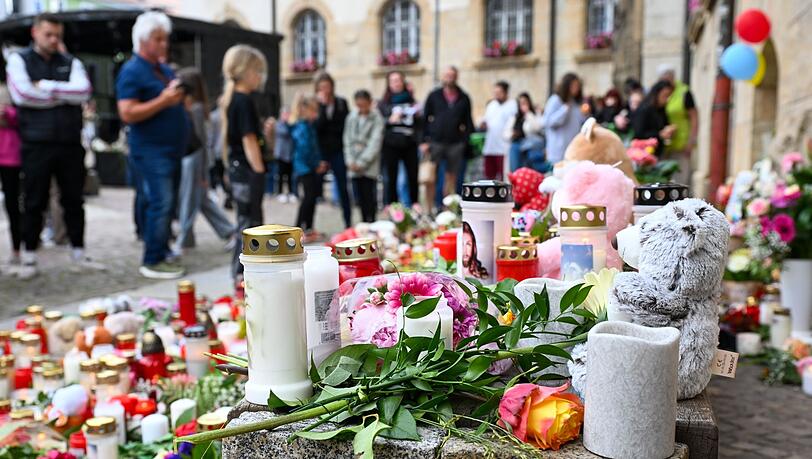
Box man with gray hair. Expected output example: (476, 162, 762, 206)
(657, 63, 698, 186)
(116, 11, 188, 279)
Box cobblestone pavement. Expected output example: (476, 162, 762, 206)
(708, 362, 812, 458)
(0, 186, 347, 318)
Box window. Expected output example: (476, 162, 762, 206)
(484, 0, 533, 57)
(293, 10, 326, 72)
(586, 0, 615, 49)
(381, 0, 420, 65)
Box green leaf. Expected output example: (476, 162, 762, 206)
(466, 277, 484, 289)
(437, 400, 454, 422)
(453, 278, 473, 298)
(268, 389, 298, 409)
(559, 283, 584, 312)
(318, 344, 374, 378)
(294, 424, 363, 441)
(380, 407, 421, 441)
(572, 308, 597, 320)
(175, 406, 196, 427)
(353, 418, 390, 459)
(499, 291, 525, 314)
(533, 344, 573, 361)
(511, 227, 520, 237)
(405, 296, 441, 319)
(476, 325, 512, 347)
(431, 340, 446, 361)
(505, 314, 524, 349)
(410, 379, 433, 391)
(471, 394, 501, 418)
(534, 288, 549, 322)
(495, 278, 518, 293)
(377, 395, 403, 424)
(573, 284, 593, 308)
(401, 292, 416, 309)
(556, 316, 581, 326)
(476, 289, 489, 313)
(313, 385, 360, 404)
(455, 335, 477, 350)
(309, 353, 321, 384)
(322, 366, 353, 387)
(192, 440, 216, 459)
(464, 355, 494, 381)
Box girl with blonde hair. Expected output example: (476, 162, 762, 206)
(219, 44, 268, 281)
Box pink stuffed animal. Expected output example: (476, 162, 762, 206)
(537, 161, 634, 278)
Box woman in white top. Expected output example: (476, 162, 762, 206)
(503, 92, 547, 173)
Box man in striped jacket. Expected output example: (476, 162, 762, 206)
(5, 13, 98, 276)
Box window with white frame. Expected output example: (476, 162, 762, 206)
(293, 10, 326, 70)
(586, 0, 615, 49)
(382, 0, 420, 62)
(484, 0, 533, 55)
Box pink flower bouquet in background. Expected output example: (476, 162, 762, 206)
(341, 272, 477, 348)
(626, 138, 680, 183)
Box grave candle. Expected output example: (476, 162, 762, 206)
(303, 246, 340, 366)
(559, 205, 608, 281)
(395, 296, 454, 348)
(141, 413, 170, 444)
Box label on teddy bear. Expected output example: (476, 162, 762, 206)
(711, 349, 739, 378)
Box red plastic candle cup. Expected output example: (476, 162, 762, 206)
(335, 238, 383, 285)
(495, 245, 539, 283)
(177, 280, 196, 326)
(434, 230, 459, 262)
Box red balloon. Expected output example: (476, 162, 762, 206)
(735, 8, 771, 43)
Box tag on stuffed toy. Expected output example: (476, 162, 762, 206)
(711, 349, 739, 378)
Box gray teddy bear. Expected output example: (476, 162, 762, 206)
(569, 198, 729, 400)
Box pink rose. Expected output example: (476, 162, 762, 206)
(391, 209, 405, 223)
(745, 198, 769, 217)
(781, 152, 805, 174)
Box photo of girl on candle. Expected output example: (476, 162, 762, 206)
(461, 222, 488, 279)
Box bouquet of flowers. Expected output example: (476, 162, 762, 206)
(377, 50, 418, 66)
(483, 40, 527, 58)
(724, 248, 772, 284)
(626, 138, 680, 184)
(383, 202, 417, 235)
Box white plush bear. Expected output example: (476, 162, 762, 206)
(569, 198, 729, 400)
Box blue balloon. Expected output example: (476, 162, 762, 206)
(720, 43, 759, 80)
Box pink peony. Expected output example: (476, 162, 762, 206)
(729, 221, 746, 237)
(627, 147, 657, 167)
(350, 303, 396, 344)
(384, 273, 442, 310)
(745, 198, 769, 217)
(391, 209, 405, 223)
(781, 152, 805, 174)
(771, 183, 801, 208)
(772, 213, 796, 243)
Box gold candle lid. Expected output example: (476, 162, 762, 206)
(80, 310, 98, 320)
(31, 355, 54, 369)
(197, 412, 227, 431)
(0, 367, 8, 376)
(84, 416, 117, 435)
(242, 225, 304, 258)
(120, 350, 137, 364)
(20, 333, 41, 345)
(101, 355, 129, 372)
(80, 359, 101, 373)
(0, 354, 14, 367)
(95, 369, 120, 385)
(24, 316, 42, 327)
(497, 245, 538, 261)
(116, 333, 136, 345)
(0, 330, 10, 339)
(0, 399, 10, 410)
(10, 408, 35, 420)
(178, 280, 195, 293)
(44, 310, 63, 321)
(26, 305, 44, 316)
(334, 238, 381, 262)
(511, 233, 541, 246)
(43, 367, 64, 380)
(559, 205, 607, 228)
(10, 330, 26, 342)
(774, 308, 790, 316)
(765, 284, 779, 295)
(167, 362, 187, 376)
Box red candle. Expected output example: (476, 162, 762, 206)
(434, 230, 459, 262)
(496, 245, 539, 283)
(178, 280, 196, 327)
(24, 317, 48, 354)
(335, 238, 384, 285)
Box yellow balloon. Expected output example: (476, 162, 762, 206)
(750, 53, 766, 86)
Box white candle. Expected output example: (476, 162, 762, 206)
(94, 401, 126, 445)
(170, 398, 197, 429)
(303, 246, 340, 366)
(216, 322, 240, 351)
(91, 344, 116, 359)
(396, 296, 454, 348)
(0, 369, 9, 399)
(183, 326, 210, 379)
(63, 350, 88, 384)
(803, 368, 812, 396)
(736, 332, 762, 356)
(141, 413, 170, 444)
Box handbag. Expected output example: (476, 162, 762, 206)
(418, 158, 436, 184)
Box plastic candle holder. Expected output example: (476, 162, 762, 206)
(335, 238, 383, 285)
(559, 205, 608, 281)
(458, 180, 514, 285)
(633, 183, 689, 224)
(183, 325, 210, 378)
(303, 246, 340, 366)
(496, 245, 539, 282)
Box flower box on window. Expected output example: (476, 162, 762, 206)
(377, 50, 419, 67)
(482, 40, 528, 59)
(585, 32, 613, 50)
(291, 57, 321, 74)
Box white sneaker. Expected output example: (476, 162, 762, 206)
(21, 250, 37, 266)
(277, 194, 289, 203)
(287, 194, 298, 203)
(70, 256, 107, 272)
(11, 264, 38, 280)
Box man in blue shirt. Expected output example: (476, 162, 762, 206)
(116, 11, 187, 279)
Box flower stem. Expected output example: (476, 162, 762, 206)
(491, 332, 588, 361)
(175, 399, 350, 445)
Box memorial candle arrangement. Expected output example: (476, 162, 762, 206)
(335, 238, 384, 285)
(458, 180, 514, 285)
(241, 225, 313, 405)
(632, 182, 689, 223)
(559, 205, 608, 281)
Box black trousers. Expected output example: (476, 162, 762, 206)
(276, 160, 295, 196)
(296, 173, 320, 231)
(0, 165, 22, 251)
(21, 142, 85, 250)
(230, 164, 265, 279)
(382, 137, 418, 205)
(352, 176, 377, 223)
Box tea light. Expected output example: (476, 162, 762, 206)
(101, 356, 130, 394)
(0, 367, 9, 399)
(42, 367, 64, 393)
(91, 344, 116, 359)
(26, 304, 44, 317)
(736, 332, 762, 356)
(141, 413, 170, 444)
(115, 333, 136, 351)
(559, 205, 608, 281)
(170, 398, 196, 429)
(457, 180, 514, 285)
(43, 310, 63, 332)
(396, 296, 454, 348)
(178, 280, 197, 327)
(632, 183, 689, 223)
(196, 411, 227, 432)
(303, 246, 340, 366)
(19, 333, 41, 368)
(167, 362, 187, 378)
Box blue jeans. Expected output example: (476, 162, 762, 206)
(509, 141, 524, 172)
(128, 155, 146, 239)
(433, 158, 468, 209)
(131, 153, 179, 266)
(326, 151, 352, 228)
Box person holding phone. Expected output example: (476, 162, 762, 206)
(116, 11, 188, 279)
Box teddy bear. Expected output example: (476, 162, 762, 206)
(568, 198, 729, 400)
(562, 117, 637, 183)
(536, 160, 634, 278)
(47, 316, 84, 357)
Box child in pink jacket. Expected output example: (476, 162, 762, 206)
(0, 85, 22, 265)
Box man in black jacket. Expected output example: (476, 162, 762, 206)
(6, 13, 97, 276)
(420, 66, 473, 214)
(313, 72, 352, 229)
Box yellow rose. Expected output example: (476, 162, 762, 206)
(498, 383, 584, 450)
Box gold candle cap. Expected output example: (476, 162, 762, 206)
(0, 354, 15, 367)
(774, 308, 790, 316)
(497, 245, 538, 261)
(511, 233, 541, 246)
(26, 305, 44, 316)
(20, 333, 40, 345)
(24, 316, 42, 327)
(80, 359, 101, 373)
(44, 310, 63, 321)
(559, 205, 607, 228)
(79, 310, 98, 320)
(167, 362, 187, 376)
(31, 355, 54, 369)
(0, 367, 8, 376)
(95, 370, 120, 385)
(10, 330, 26, 342)
(242, 225, 304, 258)
(101, 355, 129, 371)
(765, 284, 780, 295)
(10, 408, 35, 421)
(178, 280, 195, 293)
(120, 350, 137, 364)
(0, 399, 10, 410)
(334, 238, 381, 262)
(197, 412, 227, 431)
(43, 367, 64, 380)
(84, 416, 117, 435)
(0, 330, 10, 339)
(116, 333, 136, 345)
